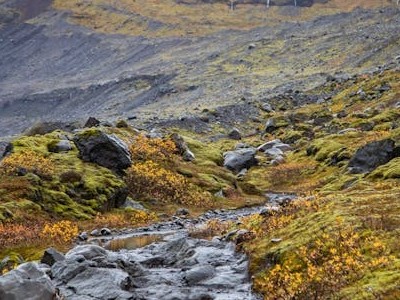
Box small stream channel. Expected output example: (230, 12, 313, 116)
(54, 194, 294, 299)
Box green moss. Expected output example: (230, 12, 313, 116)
(184, 136, 223, 166)
(308, 138, 347, 162)
(370, 158, 400, 179)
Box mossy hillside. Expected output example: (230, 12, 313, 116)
(0, 130, 127, 221)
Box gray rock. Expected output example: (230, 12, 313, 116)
(84, 117, 100, 128)
(65, 245, 108, 261)
(264, 147, 284, 158)
(265, 118, 277, 133)
(257, 139, 282, 152)
(171, 133, 195, 161)
(348, 139, 400, 174)
(223, 148, 258, 172)
(78, 231, 88, 241)
(183, 149, 196, 161)
(48, 140, 73, 153)
(260, 103, 274, 112)
(237, 168, 248, 179)
(122, 198, 147, 211)
(0, 262, 56, 300)
(90, 229, 101, 236)
(41, 248, 65, 267)
(274, 143, 292, 152)
(228, 128, 241, 140)
(184, 265, 216, 285)
(234, 143, 249, 150)
(73, 130, 132, 174)
(271, 155, 285, 165)
(0, 141, 12, 160)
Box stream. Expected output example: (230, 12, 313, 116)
(21, 194, 293, 299)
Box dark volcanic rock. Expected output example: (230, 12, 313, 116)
(348, 139, 400, 174)
(41, 248, 65, 267)
(73, 130, 132, 174)
(223, 148, 258, 172)
(0, 262, 56, 300)
(0, 141, 12, 159)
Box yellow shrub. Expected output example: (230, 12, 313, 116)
(126, 161, 211, 206)
(0, 150, 55, 177)
(129, 134, 177, 162)
(41, 220, 79, 243)
(254, 224, 394, 300)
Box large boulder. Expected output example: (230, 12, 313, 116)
(223, 148, 258, 172)
(73, 130, 132, 174)
(0, 262, 56, 300)
(348, 139, 400, 174)
(0, 141, 12, 160)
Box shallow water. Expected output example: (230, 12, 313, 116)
(105, 234, 165, 251)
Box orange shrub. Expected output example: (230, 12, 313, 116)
(0, 222, 43, 248)
(254, 225, 394, 299)
(126, 161, 211, 206)
(41, 220, 79, 243)
(92, 210, 158, 228)
(129, 134, 177, 162)
(0, 150, 55, 177)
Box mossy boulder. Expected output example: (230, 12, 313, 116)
(73, 129, 132, 174)
(348, 139, 400, 174)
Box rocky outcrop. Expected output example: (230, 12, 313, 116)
(348, 139, 400, 174)
(0, 141, 12, 160)
(73, 130, 132, 174)
(223, 148, 258, 172)
(171, 133, 195, 161)
(0, 262, 57, 300)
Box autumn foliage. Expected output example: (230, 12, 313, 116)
(0, 150, 55, 178)
(126, 135, 212, 206)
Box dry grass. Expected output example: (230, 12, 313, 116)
(52, 0, 392, 37)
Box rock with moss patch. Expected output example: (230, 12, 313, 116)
(348, 139, 400, 174)
(73, 130, 131, 174)
(228, 128, 241, 140)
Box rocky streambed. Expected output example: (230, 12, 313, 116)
(0, 194, 294, 300)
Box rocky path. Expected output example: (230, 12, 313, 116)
(1, 194, 294, 300)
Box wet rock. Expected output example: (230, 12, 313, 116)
(101, 228, 112, 236)
(223, 148, 258, 172)
(228, 128, 241, 140)
(176, 208, 190, 216)
(73, 130, 132, 174)
(184, 265, 216, 285)
(90, 229, 101, 236)
(348, 139, 400, 173)
(41, 248, 65, 267)
(0, 262, 56, 300)
(0, 141, 12, 160)
(78, 231, 89, 241)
